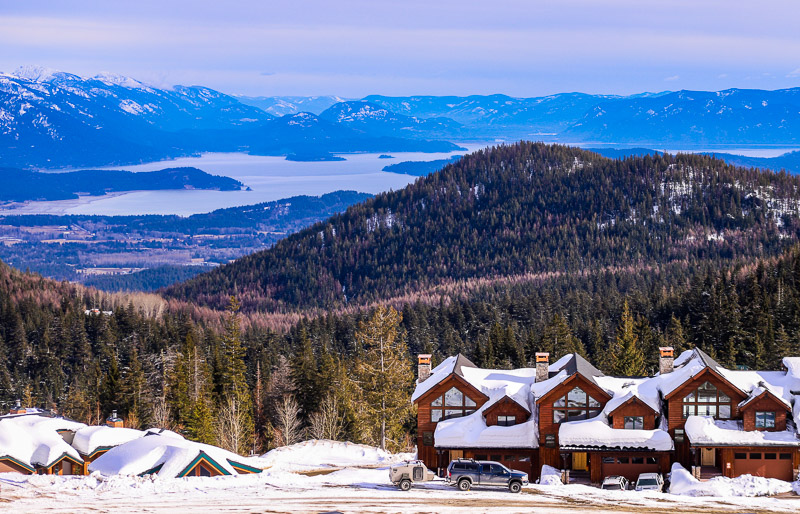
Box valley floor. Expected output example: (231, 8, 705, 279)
(2, 468, 798, 514)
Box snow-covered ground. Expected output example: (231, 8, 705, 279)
(3, 441, 798, 513)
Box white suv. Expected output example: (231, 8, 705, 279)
(634, 472, 664, 492)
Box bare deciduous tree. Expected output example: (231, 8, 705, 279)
(273, 394, 303, 447)
(308, 393, 344, 441)
(216, 394, 251, 455)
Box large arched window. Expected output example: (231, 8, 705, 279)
(430, 387, 477, 422)
(552, 386, 602, 423)
(682, 381, 731, 419)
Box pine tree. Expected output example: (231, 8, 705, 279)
(290, 328, 320, 422)
(353, 306, 413, 451)
(614, 301, 645, 376)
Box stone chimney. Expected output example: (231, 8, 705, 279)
(659, 347, 674, 375)
(535, 352, 550, 382)
(9, 399, 26, 415)
(106, 410, 124, 428)
(417, 354, 432, 383)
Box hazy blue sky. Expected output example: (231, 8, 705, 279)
(1, 1, 798, 97)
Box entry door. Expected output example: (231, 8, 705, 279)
(450, 450, 463, 461)
(701, 448, 715, 466)
(572, 452, 588, 471)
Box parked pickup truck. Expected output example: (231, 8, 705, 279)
(446, 458, 528, 493)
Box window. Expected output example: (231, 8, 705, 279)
(674, 428, 685, 443)
(430, 387, 476, 422)
(755, 411, 776, 429)
(422, 431, 433, 446)
(474, 454, 487, 461)
(632, 457, 644, 464)
(682, 381, 732, 419)
(734, 453, 746, 459)
(602, 457, 615, 464)
(497, 415, 516, 426)
(779, 453, 791, 460)
(544, 434, 556, 448)
(553, 387, 602, 423)
(749, 453, 761, 459)
(646, 457, 659, 465)
(490, 455, 501, 462)
(617, 457, 629, 464)
(504, 455, 516, 462)
(624, 416, 644, 430)
(765, 453, 776, 460)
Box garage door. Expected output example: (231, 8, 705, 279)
(733, 451, 793, 481)
(600, 456, 660, 482)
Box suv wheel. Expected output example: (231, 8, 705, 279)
(457, 479, 471, 491)
(508, 481, 522, 493)
(399, 479, 411, 491)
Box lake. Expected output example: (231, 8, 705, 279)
(7, 146, 486, 216)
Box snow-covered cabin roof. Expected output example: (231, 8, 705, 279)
(411, 354, 478, 403)
(72, 425, 146, 456)
(0, 413, 85, 468)
(89, 429, 265, 478)
(685, 416, 800, 447)
(559, 419, 673, 451)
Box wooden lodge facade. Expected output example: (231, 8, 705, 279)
(412, 348, 800, 484)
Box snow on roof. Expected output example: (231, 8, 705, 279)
(685, 416, 800, 447)
(595, 377, 661, 415)
(72, 425, 146, 456)
(411, 355, 458, 403)
(435, 412, 538, 449)
(0, 414, 84, 468)
(558, 419, 673, 451)
(89, 431, 265, 478)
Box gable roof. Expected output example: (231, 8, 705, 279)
(738, 387, 792, 411)
(553, 353, 605, 386)
(411, 353, 478, 403)
(606, 393, 660, 417)
(482, 394, 531, 416)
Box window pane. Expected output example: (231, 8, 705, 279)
(445, 409, 463, 419)
(749, 453, 761, 459)
(718, 391, 730, 402)
(625, 418, 634, 430)
(588, 409, 601, 419)
(683, 404, 694, 418)
(718, 405, 731, 419)
(765, 453, 776, 460)
(431, 410, 442, 422)
(568, 388, 587, 407)
(780, 453, 791, 460)
(465, 409, 476, 416)
(766, 412, 775, 428)
(554, 396, 566, 407)
(632, 457, 644, 464)
(465, 396, 476, 407)
(683, 392, 696, 402)
(568, 410, 588, 421)
(445, 388, 463, 406)
(432, 396, 442, 406)
(602, 457, 615, 463)
(553, 410, 566, 424)
(734, 453, 746, 459)
(697, 404, 716, 417)
(646, 457, 658, 464)
(588, 396, 601, 408)
(618, 457, 629, 464)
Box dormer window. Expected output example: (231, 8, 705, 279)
(553, 386, 602, 423)
(682, 381, 731, 419)
(755, 412, 776, 429)
(624, 416, 644, 430)
(497, 415, 516, 426)
(430, 387, 476, 422)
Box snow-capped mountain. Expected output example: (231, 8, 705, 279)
(0, 67, 459, 168)
(236, 95, 349, 116)
(319, 100, 462, 138)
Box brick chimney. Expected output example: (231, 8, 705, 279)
(417, 354, 432, 383)
(659, 347, 674, 375)
(535, 353, 550, 382)
(9, 399, 26, 415)
(106, 410, 124, 428)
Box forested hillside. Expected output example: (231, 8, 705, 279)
(167, 143, 800, 313)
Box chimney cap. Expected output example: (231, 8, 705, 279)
(659, 347, 674, 357)
(418, 354, 432, 364)
(535, 352, 550, 363)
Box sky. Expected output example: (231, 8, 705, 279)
(1, 0, 799, 98)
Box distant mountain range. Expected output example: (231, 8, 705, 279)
(3, 66, 800, 169)
(0, 166, 243, 202)
(0, 67, 461, 168)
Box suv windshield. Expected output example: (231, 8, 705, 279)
(637, 479, 658, 486)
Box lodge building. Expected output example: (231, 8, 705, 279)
(412, 348, 800, 483)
